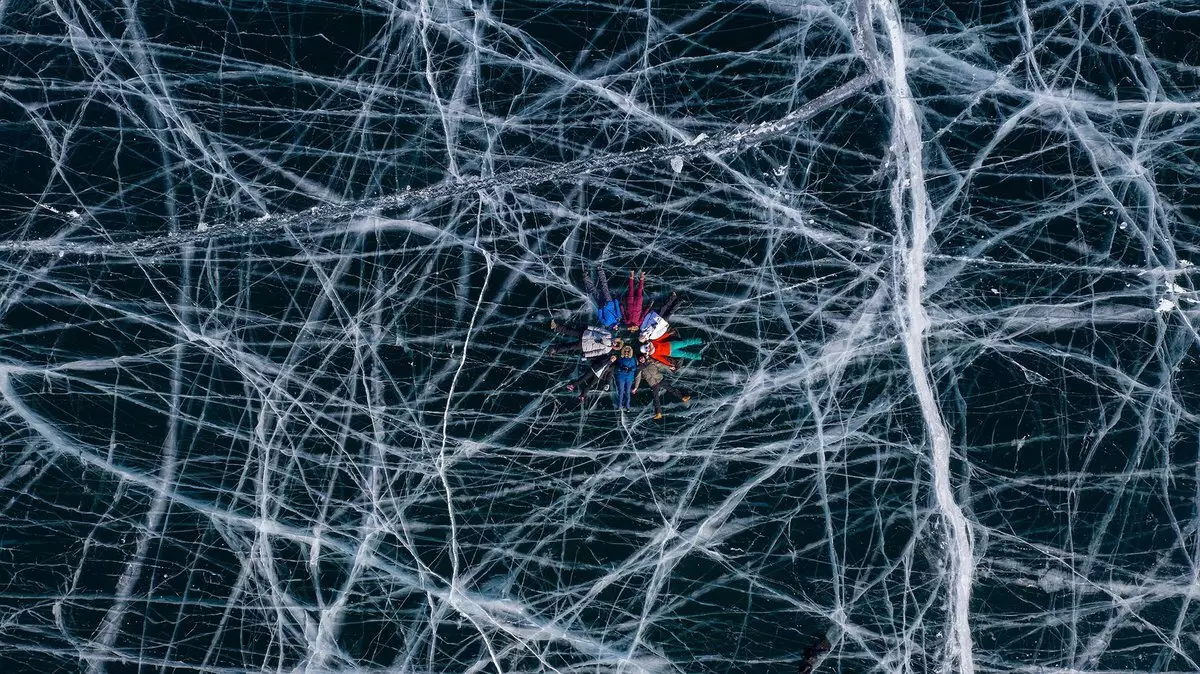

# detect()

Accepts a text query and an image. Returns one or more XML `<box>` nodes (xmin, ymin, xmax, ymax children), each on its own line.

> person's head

<box><xmin>613</xmin><ymin>338</ymin><xmax>624</xmax><ymax>351</ymax></box>
<box><xmin>609</xmin><ymin>323</ymin><xmax>619</xmax><ymax>332</ymax></box>
<box><xmin>638</xmin><ymin>355</ymin><xmax>648</xmax><ymax>365</ymax></box>
<box><xmin>639</xmin><ymin>344</ymin><xmax>650</xmax><ymax>355</ymax></box>
<box><xmin>629</xmin><ymin>325</ymin><xmax>640</xmax><ymax>334</ymax></box>
<box><xmin>638</xmin><ymin>333</ymin><xmax>648</xmax><ymax>343</ymax></box>
<box><xmin>621</xmin><ymin>346</ymin><xmax>634</xmax><ymax>359</ymax></box>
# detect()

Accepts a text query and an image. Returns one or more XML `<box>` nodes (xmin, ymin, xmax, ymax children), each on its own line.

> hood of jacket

<box><xmin>597</xmin><ymin>299</ymin><xmax>622</xmax><ymax>329</ymax></box>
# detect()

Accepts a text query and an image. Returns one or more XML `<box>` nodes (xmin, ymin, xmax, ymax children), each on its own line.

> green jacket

<box><xmin>634</xmin><ymin>360</ymin><xmax>671</xmax><ymax>389</ymax></box>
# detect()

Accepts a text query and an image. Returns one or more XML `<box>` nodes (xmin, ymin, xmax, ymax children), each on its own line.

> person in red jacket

<box><xmin>640</xmin><ymin>336</ymin><xmax>702</xmax><ymax>367</ymax></box>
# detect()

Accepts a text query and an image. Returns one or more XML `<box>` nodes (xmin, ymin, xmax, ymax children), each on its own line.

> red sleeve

<box><xmin>652</xmin><ymin>352</ymin><xmax>672</xmax><ymax>367</ymax></box>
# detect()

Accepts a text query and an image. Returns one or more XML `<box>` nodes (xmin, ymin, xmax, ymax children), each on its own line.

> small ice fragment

<box><xmin>58</xmin><ymin>250</ymin><xmax>65</xmax><ymax>258</ymax></box>
<box><xmin>67</xmin><ymin>209</ymin><xmax>80</xmax><ymax>218</ymax></box>
<box><xmin>1181</xmin><ymin>260</ymin><xmax>1194</xmax><ymax>268</ymax></box>
<box><xmin>1119</xmin><ymin>222</ymin><xmax>1127</xmax><ymax>230</ymax></box>
<box><xmin>1156</xmin><ymin>298</ymin><xmax>1176</xmax><ymax>313</ymax></box>
<box><xmin>670</xmin><ymin>156</ymin><xmax>684</xmax><ymax>173</ymax></box>
<box><xmin>990</xmin><ymin>288</ymin><xmax>999</xmax><ymax>295</ymax></box>
<box><xmin>773</xmin><ymin>165</ymin><xmax>787</xmax><ymax>177</ymax></box>
<box><xmin>197</xmin><ymin>222</ymin><xmax>209</xmax><ymax>232</ymax></box>
<box><xmin>689</xmin><ymin>133</ymin><xmax>708</xmax><ymax>145</ymax></box>
<box><xmin>1166</xmin><ymin>281</ymin><xmax>1187</xmax><ymax>294</ymax></box>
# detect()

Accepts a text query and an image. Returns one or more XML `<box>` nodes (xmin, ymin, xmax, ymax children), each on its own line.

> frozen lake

<box><xmin>1</xmin><ymin>1</ymin><xmax>1199</xmax><ymax>672</ymax></box>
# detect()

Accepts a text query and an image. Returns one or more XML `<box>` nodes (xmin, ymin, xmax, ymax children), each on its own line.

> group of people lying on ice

<box><xmin>548</xmin><ymin>267</ymin><xmax>702</xmax><ymax>418</ymax></box>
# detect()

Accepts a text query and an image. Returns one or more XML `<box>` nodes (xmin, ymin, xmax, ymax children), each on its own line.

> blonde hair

<box><xmin>621</xmin><ymin>345</ymin><xmax>634</xmax><ymax>358</ymax></box>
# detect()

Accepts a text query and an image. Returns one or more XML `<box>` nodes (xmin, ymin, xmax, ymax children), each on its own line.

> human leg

<box><xmin>552</xmin><ymin>322</ymin><xmax>586</xmax><ymax>339</ymax></box>
<box><xmin>659</xmin><ymin>383</ymin><xmax>685</xmax><ymax>402</ymax></box>
<box><xmin>660</xmin><ymin>292</ymin><xmax>683</xmax><ymax>320</ymax></box>
<box><xmin>566</xmin><ymin>369</ymin><xmax>593</xmax><ymax>392</ymax></box>
<box><xmin>650</xmin><ymin>384</ymin><xmax>664</xmax><ymax>416</ymax></box>
<box><xmin>597</xmin><ymin>267</ymin><xmax>613</xmax><ymax>306</ymax></box>
<box><xmin>550</xmin><ymin>341</ymin><xmax>583</xmax><ymax>355</ymax></box>
<box><xmin>626</xmin><ymin>271</ymin><xmax>635</xmax><ymax>316</ymax></box>
<box><xmin>583</xmin><ymin>268</ymin><xmax>601</xmax><ymax>305</ymax></box>
<box><xmin>633</xmin><ymin>273</ymin><xmax>644</xmax><ymax>316</ymax></box>
<box><xmin>670</xmin><ymin>340</ymin><xmax>702</xmax><ymax>361</ymax></box>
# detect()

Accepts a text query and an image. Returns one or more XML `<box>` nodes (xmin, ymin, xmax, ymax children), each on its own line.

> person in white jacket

<box><xmin>548</xmin><ymin>320</ymin><xmax>622</xmax><ymax>358</ymax></box>
<box><xmin>637</xmin><ymin>292</ymin><xmax>684</xmax><ymax>342</ymax></box>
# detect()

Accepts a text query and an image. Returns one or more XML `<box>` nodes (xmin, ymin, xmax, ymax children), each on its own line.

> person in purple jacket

<box><xmin>638</xmin><ymin>291</ymin><xmax>684</xmax><ymax>342</ymax></box>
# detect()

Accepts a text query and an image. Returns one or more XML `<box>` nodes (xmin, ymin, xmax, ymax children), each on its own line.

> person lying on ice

<box><xmin>583</xmin><ymin>266</ymin><xmax>622</xmax><ymax>331</ymax></box>
<box><xmin>613</xmin><ymin>345</ymin><xmax>638</xmax><ymax>412</ymax></box>
<box><xmin>638</xmin><ymin>291</ymin><xmax>684</xmax><ymax>342</ymax></box>
<box><xmin>640</xmin><ymin>335</ymin><xmax>702</xmax><ymax>367</ymax></box>
<box><xmin>548</xmin><ymin>320</ymin><xmax>623</xmax><ymax>359</ymax></box>
<box><xmin>564</xmin><ymin>354</ymin><xmax>613</xmax><ymax>402</ymax></box>
<box><xmin>631</xmin><ymin>356</ymin><xmax>690</xmax><ymax>419</ymax></box>
<box><xmin>623</xmin><ymin>270</ymin><xmax>648</xmax><ymax>334</ymax></box>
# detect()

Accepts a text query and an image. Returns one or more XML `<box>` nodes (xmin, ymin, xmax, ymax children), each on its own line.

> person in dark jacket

<box><xmin>613</xmin><ymin>345</ymin><xmax>638</xmax><ymax>411</ymax></box>
<box><xmin>632</xmin><ymin>356</ymin><xmax>690</xmax><ymax>419</ymax></box>
<box><xmin>565</xmin><ymin>354</ymin><xmax>614</xmax><ymax>401</ymax></box>
<box><xmin>583</xmin><ymin>266</ymin><xmax>622</xmax><ymax>331</ymax></box>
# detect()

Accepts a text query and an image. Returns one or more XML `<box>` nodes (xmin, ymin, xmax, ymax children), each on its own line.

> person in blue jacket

<box><xmin>613</xmin><ymin>345</ymin><xmax>638</xmax><ymax>412</ymax></box>
<box><xmin>583</xmin><ymin>266</ymin><xmax>622</xmax><ymax>331</ymax></box>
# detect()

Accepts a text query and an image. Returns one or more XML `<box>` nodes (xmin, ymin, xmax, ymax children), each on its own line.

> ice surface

<box><xmin>1</xmin><ymin>1</ymin><xmax>1200</xmax><ymax>673</ymax></box>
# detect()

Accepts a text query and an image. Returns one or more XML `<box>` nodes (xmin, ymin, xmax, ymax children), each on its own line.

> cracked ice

<box><xmin>1</xmin><ymin>1</ymin><xmax>1200</xmax><ymax>673</ymax></box>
